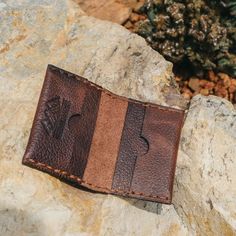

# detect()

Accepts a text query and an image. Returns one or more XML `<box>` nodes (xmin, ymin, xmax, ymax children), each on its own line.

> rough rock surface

<box><xmin>0</xmin><ymin>0</ymin><xmax>187</xmax><ymax>235</ymax></box>
<box><xmin>175</xmin><ymin>95</ymin><xmax>236</xmax><ymax>235</ymax></box>
<box><xmin>76</xmin><ymin>0</ymin><xmax>131</xmax><ymax>24</ymax></box>
<box><xmin>1</xmin><ymin>0</ymin><xmax>236</xmax><ymax>235</ymax></box>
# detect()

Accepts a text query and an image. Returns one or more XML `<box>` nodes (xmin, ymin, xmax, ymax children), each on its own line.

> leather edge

<box><xmin>22</xmin><ymin>157</ymin><xmax>172</xmax><ymax>204</ymax></box>
<box><xmin>167</xmin><ymin>110</ymin><xmax>185</xmax><ymax>203</ymax></box>
<box><xmin>22</xmin><ymin>65</ymin><xmax>52</xmax><ymax>165</ymax></box>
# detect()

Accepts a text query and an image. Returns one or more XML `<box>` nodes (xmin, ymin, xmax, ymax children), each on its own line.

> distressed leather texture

<box><xmin>22</xmin><ymin>65</ymin><xmax>185</xmax><ymax>204</ymax></box>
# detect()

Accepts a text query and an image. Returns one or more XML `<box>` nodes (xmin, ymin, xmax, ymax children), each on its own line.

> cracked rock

<box><xmin>175</xmin><ymin>95</ymin><xmax>236</xmax><ymax>235</ymax></box>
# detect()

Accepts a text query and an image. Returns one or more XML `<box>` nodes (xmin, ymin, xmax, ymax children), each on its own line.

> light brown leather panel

<box><xmin>83</xmin><ymin>92</ymin><xmax>128</xmax><ymax>189</ymax></box>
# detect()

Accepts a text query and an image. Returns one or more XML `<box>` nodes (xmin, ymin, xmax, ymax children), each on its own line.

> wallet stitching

<box><xmin>51</xmin><ymin>65</ymin><xmax>184</xmax><ymax>114</ymax></box>
<box><xmin>26</xmin><ymin>158</ymin><xmax>168</xmax><ymax>200</ymax></box>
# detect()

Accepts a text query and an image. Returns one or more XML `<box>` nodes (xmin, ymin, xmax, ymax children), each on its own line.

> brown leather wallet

<box><xmin>22</xmin><ymin>65</ymin><xmax>185</xmax><ymax>204</ymax></box>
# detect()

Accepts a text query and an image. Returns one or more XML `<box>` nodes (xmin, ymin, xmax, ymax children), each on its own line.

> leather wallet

<box><xmin>22</xmin><ymin>65</ymin><xmax>185</xmax><ymax>204</ymax></box>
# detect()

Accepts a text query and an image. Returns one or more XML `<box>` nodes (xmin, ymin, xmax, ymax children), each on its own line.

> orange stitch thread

<box><xmin>26</xmin><ymin>158</ymin><xmax>167</xmax><ymax>200</ymax></box>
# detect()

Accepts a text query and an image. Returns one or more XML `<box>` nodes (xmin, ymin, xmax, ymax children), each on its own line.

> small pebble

<box><xmin>130</xmin><ymin>13</ymin><xmax>140</xmax><ymax>23</ymax></box>
<box><xmin>199</xmin><ymin>79</ymin><xmax>208</xmax><ymax>87</ymax></box>
<box><xmin>229</xmin><ymin>84</ymin><xmax>236</xmax><ymax>93</ymax></box>
<box><xmin>124</xmin><ymin>20</ymin><xmax>133</xmax><ymax>29</ymax></box>
<box><xmin>208</xmin><ymin>71</ymin><xmax>218</xmax><ymax>82</ymax></box>
<box><xmin>188</xmin><ymin>78</ymin><xmax>200</xmax><ymax>92</ymax></box>
<box><xmin>218</xmin><ymin>72</ymin><xmax>230</xmax><ymax>81</ymax></box>
<box><xmin>200</xmin><ymin>88</ymin><xmax>209</xmax><ymax>96</ymax></box>
<box><xmin>205</xmin><ymin>81</ymin><xmax>215</xmax><ymax>90</ymax></box>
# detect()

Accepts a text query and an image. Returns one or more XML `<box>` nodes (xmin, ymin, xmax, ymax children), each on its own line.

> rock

<box><xmin>176</xmin><ymin>72</ymin><xmax>236</xmax><ymax>105</ymax></box>
<box><xmin>1</xmin><ymin>1</ymin><xmax>236</xmax><ymax>235</ymax></box>
<box><xmin>204</xmin><ymin>81</ymin><xmax>215</xmax><ymax>91</ymax></box>
<box><xmin>76</xmin><ymin>0</ymin><xmax>131</xmax><ymax>24</ymax></box>
<box><xmin>218</xmin><ymin>72</ymin><xmax>230</xmax><ymax>81</ymax></box>
<box><xmin>215</xmin><ymin>86</ymin><xmax>229</xmax><ymax>99</ymax></box>
<box><xmin>199</xmin><ymin>79</ymin><xmax>209</xmax><ymax>87</ymax></box>
<box><xmin>230</xmin><ymin>80</ymin><xmax>236</xmax><ymax>93</ymax></box>
<box><xmin>175</xmin><ymin>95</ymin><xmax>236</xmax><ymax>235</ymax></box>
<box><xmin>181</xmin><ymin>87</ymin><xmax>193</xmax><ymax>100</ymax></box>
<box><xmin>133</xmin><ymin>1</ymin><xmax>146</xmax><ymax>12</ymax></box>
<box><xmin>124</xmin><ymin>20</ymin><xmax>133</xmax><ymax>30</ymax></box>
<box><xmin>208</xmin><ymin>70</ymin><xmax>218</xmax><ymax>82</ymax></box>
<box><xmin>188</xmin><ymin>78</ymin><xmax>200</xmax><ymax>92</ymax></box>
<box><xmin>0</xmin><ymin>0</ymin><xmax>187</xmax><ymax>235</ymax></box>
<box><xmin>130</xmin><ymin>12</ymin><xmax>140</xmax><ymax>22</ymax></box>
<box><xmin>231</xmin><ymin>79</ymin><xmax>236</xmax><ymax>87</ymax></box>
<box><xmin>229</xmin><ymin>84</ymin><xmax>236</xmax><ymax>94</ymax></box>
<box><xmin>200</xmin><ymin>88</ymin><xmax>209</xmax><ymax>96</ymax></box>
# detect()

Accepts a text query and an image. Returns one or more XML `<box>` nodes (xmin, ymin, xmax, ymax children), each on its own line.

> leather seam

<box><xmin>25</xmin><ymin>158</ymin><xmax>168</xmax><ymax>200</ymax></box>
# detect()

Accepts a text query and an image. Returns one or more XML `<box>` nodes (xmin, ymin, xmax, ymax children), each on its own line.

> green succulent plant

<box><xmin>136</xmin><ymin>0</ymin><xmax>236</xmax><ymax>77</ymax></box>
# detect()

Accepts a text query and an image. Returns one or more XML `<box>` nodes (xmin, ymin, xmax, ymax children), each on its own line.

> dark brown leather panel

<box><xmin>111</xmin><ymin>102</ymin><xmax>148</xmax><ymax>192</ymax></box>
<box><xmin>23</xmin><ymin>64</ymin><xmax>185</xmax><ymax>204</ymax></box>
<box><xmin>23</xmin><ymin>65</ymin><xmax>101</xmax><ymax>178</ymax></box>
<box><xmin>130</xmin><ymin>106</ymin><xmax>185</xmax><ymax>203</ymax></box>
<box><xmin>69</xmin><ymin>86</ymin><xmax>101</xmax><ymax>178</ymax></box>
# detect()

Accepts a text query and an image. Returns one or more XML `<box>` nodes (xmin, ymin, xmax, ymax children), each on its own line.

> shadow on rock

<box><xmin>60</xmin><ymin>177</ymin><xmax>164</xmax><ymax>214</ymax></box>
<box><xmin>118</xmin><ymin>196</ymin><xmax>163</xmax><ymax>214</ymax></box>
<box><xmin>0</xmin><ymin>204</ymin><xmax>45</xmax><ymax>236</ymax></box>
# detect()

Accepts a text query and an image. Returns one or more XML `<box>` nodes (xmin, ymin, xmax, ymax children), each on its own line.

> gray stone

<box><xmin>1</xmin><ymin>0</ymin><xmax>235</xmax><ymax>235</ymax></box>
<box><xmin>175</xmin><ymin>95</ymin><xmax>236</xmax><ymax>235</ymax></box>
<box><xmin>0</xmin><ymin>0</ymin><xmax>187</xmax><ymax>235</ymax></box>
<box><xmin>76</xmin><ymin>0</ymin><xmax>131</xmax><ymax>24</ymax></box>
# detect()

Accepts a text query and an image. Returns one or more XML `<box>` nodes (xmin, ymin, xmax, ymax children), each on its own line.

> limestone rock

<box><xmin>2</xmin><ymin>0</ymin><xmax>235</xmax><ymax>235</ymax></box>
<box><xmin>175</xmin><ymin>95</ymin><xmax>236</xmax><ymax>235</ymax></box>
<box><xmin>76</xmin><ymin>0</ymin><xmax>131</xmax><ymax>24</ymax></box>
<box><xmin>188</xmin><ymin>78</ymin><xmax>200</xmax><ymax>92</ymax></box>
<box><xmin>0</xmin><ymin>0</ymin><xmax>187</xmax><ymax>235</ymax></box>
